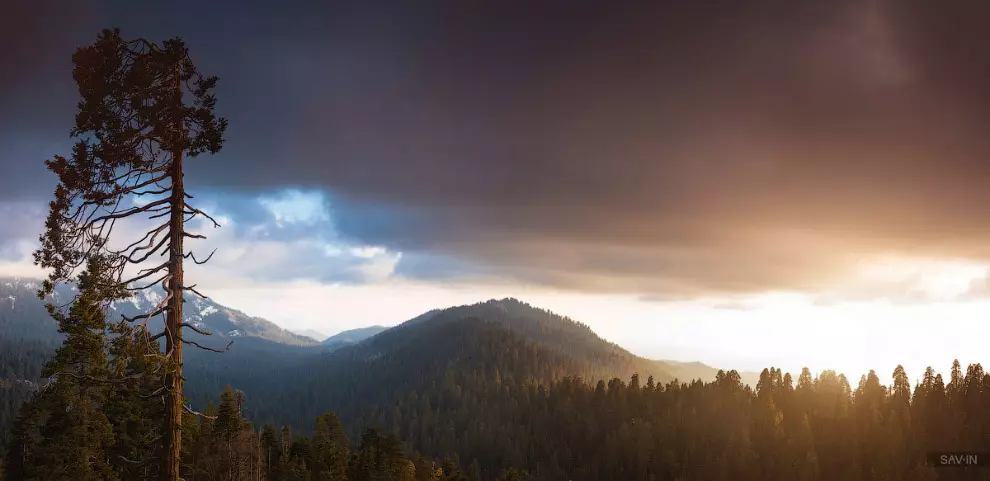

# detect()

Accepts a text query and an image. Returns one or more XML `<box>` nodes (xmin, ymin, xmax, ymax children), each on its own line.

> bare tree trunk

<box><xmin>163</xmin><ymin>60</ymin><xmax>186</xmax><ymax>481</ymax></box>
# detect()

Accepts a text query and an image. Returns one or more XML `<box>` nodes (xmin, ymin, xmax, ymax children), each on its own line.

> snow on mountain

<box><xmin>110</xmin><ymin>286</ymin><xmax>317</xmax><ymax>346</ymax></box>
<box><xmin>0</xmin><ymin>277</ymin><xmax>317</xmax><ymax>347</ymax></box>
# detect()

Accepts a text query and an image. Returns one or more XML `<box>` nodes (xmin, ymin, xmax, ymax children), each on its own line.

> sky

<box><xmin>3</xmin><ymin>0</ymin><xmax>990</xmax><ymax>383</ymax></box>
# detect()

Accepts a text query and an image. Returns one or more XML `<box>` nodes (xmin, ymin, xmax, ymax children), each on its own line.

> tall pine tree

<box><xmin>33</xmin><ymin>27</ymin><xmax>227</xmax><ymax>481</ymax></box>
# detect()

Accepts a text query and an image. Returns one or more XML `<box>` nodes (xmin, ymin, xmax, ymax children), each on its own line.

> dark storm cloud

<box><xmin>392</xmin><ymin>252</ymin><xmax>490</xmax><ymax>283</ymax></box>
<box><xmin>6</xmin><ymin>1</ymin><xmax>990</xmax><ymax>297</ymax></box>
<box><xmin>0</xmin><ymin>1</ymin><xmax>100</xmax><ymax>200</ymax></box>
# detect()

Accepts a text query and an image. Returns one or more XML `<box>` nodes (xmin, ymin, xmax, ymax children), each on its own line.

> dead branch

<box><xmin>124</xmin><ymin>261</ymin><xmax>169</xmax><ymax>283</ymax></box>
<box><xmin>89</xmin><ymin>197</ymin><xmax>171</xmax><ymax>224</ymax></box>
<box><xmin>122</xmin><ymin>272</ymin><xmax>169</xmax><ymax>292</ymax></box>
<box><xmin>184</xmin><ymin>202</ymin><xmax>221</xmax><ymax>228</ymax></box>
<box><xmin>181</xmin><ymin>338</ymin><xmax>233</xmax><ymax>353</ymax></box>
<box><xmin>138</xmin><ymin>386</ymin><xmax>168</xmax><ymax>399</ymax></box>
<box><xmin>184</xmin><ymin>248</ymin><xmax>216</xmax><ymax>265</ymax></box>
<box><xmin>183</xmin><ymin>403</ymin><xmax>217</xmax><ymax>420</ymax></box>
<box><xmin>185</xmin><ymin>285</ymin><xmax>208</xmax><ymax>299</ymax></box>
<box><xmin>121</xmin><ymin>305</ymin><xmax>167</xmax><ymax>323</ymax></box>
<box><xmin>52</xmin><ymin>370</ymin><xmax>145</xmax><ymax>385</ymax></box>
<box><xmin>120</xmin><ymin>221</ymin><xmax>170</xmax><ymax>256</ymax></box>
<box><xmin>179</xmin><ymin>321</ymin><xmax>213</xmax><ymax>336</ymax></box>
<box><xmin>127</xmin><ymin>233</ymin><xmax>171</xmax><ymax>263</ymax></box>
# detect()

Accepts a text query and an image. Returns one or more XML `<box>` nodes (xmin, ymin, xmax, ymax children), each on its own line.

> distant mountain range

<box><xmin>288</xmin><ymin>326</ymin><xmax>389</xmax><ymax>344</ymax></box>
<box><xmin>199</xmin><ymin>297</ymin><xmax>762</xmax><ymax>434</ymax></box>
<box><xmin>1</xmin><ymin>277</ymin><xmax>759</xmax><ymax>391</ymax></box>
<box><xmin>1</xmin><ymin>277</ymin><xmax>761</xmax><ymax>455</ymax></box>
<box><xmin>0</xmin><ymin>277</ymin><xmax>317</xmax><ymax>346</ymax></box>
<box><xmin>321</xmin><ymin>325</ymin><xmax>388</xmax><ymax>346</ymax></box>
<box><xmin>290</xmin><ymin>328</ymin><xmax>330</xmax><ymax>342</ymax></box>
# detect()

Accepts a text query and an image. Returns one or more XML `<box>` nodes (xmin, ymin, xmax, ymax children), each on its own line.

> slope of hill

<box><xmin>231</xmin><ymin>300</ymin><xmax>767</xmax><ymax>477</ymax></box>
<box><xmin>345</xmin><ymin>298</ymin><xmax>676</xmax><ymax>382</ymax></box>
<box><xmin>238</xmin><ymin>298</ymin><xmax>682</xmax><ymax>431</ymax></box>
<box><xmin>0</xmin><ymin>279</ymin><xmax>63</xmax><ymax>343</ymax></box>
<box><xmin>321</xmin><ymin>325</ymin><xmax>388</xmax><ymax>346</ymax></box>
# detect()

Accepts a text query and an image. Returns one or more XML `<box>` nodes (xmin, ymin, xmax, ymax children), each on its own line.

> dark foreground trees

<box><xmin>6</xmin><ymin>376</ymin><xmax>474</xmax><ymax>481</ymax></box>
<box><xmin>3</xmin><ymin>256</ymin><xmax>163</xmax><ymax>480</ymax></box>
<box><xmin>32</xmin><ymin>28</ymin><xmax>226</xmax><ymax>480</ymax></box>
<box><xmin>9</xmin><ymin>353</ymin><xmax>990</xmax><ymax>480</ymax></box>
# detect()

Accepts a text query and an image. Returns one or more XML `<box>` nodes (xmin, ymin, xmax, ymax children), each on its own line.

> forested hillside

<box><xmin>5</xmin><ymin>294</ymin><xmax>990</xmax><ymax>479</ymax></box>
<box><xmin>0</xmin><ymin>337</ymin><xmax>54</xmax><ymax>451</ymax></box>
<box><xmin>8</xmin><ymin>338</ymin><xmax>990</xmax><ymax>480</ymax></box>
<box><xmin>1</xmin><ymin>292</ymin><xmax>757</xmax><ymax>437</ymax></box>
<box><xmin>176</xmin><ymin>298</ymin><xmax>747</xmax><ymax>433</ymax></box>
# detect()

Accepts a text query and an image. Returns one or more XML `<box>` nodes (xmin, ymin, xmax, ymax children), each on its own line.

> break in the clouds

<box><xmin>0</xmin><ymin>188</ymin><xmax>400</xmax><ymax>288</ymax></box>
<box><xmin>5</xmin><ymin>1</ymin><xmax>990</xmax><ymax>300</ymax></box>
<box><xmin>191</xmin><ymin>190</ymin><xmax>401</xmax><ymax>285</ymax></box>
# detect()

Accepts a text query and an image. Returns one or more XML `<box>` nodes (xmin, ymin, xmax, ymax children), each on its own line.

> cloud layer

<box><xmin>5</xmin><ymin>1</ymin><xmax>990</xmax><ymax>299</ymax></box>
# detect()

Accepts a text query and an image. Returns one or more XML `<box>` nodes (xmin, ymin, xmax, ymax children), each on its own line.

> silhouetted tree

<box><xmin>32</xmin><ymin>27</ymin><xmax>226</xmax><ymax>481</ymax></box>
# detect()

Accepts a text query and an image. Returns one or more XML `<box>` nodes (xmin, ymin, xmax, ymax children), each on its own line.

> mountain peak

<box><xmin>487</xmin><ymin>297</ymin><xmax>530</xmax><ymax>308</ymax></box>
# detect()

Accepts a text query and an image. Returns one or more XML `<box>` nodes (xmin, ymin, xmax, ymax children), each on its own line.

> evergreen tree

<box><xmin>3</xmin><ymin>258</ymin><xmax>122</xmax><ymax>480</ymax></box>
<box><xmin>32</xmin><ymin>27</ymin><xmax>227</xmax><ymax>481</ymax></box>
<box><xmin>495</xmin><ymin>468</ymin><xmax>521</xmax><ymax>481</ymax></box>
<box><xmin>261</xmin><ymin>424</ymin><xmax>281</xmax><ymax>478</ymax></box>
<box><xmin>313</xmin><ymin>413</ymin><xmax>349</xmax><ymax>481</ymax></box>
<box><xmin>104</xmin><ymin>322</ymin><xmax>164</xmax><ymax>479</ymax></box>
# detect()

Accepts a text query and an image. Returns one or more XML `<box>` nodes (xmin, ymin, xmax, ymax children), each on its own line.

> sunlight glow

<box><xmin>855</xmin><ymin>257</ymin><xmax>986</xmax><ymax>299</ymax></box>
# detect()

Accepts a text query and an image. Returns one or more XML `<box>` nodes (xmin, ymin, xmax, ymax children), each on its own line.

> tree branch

<box><xmin>184</xmin><ymin>202</ymin><xmax>221</xmax><ymax>228</ymax></box>
<box><xmin>119</xmin><ymin>221</ymin><xmax>169</xmax><ymax>255</ymax></box>
<box><xmin>181</xmin><ymin>338</ymin><xmax>232</xmax><ymax>353</ymax></box>
<box><xmin>51</xmin><ymin>370</ymin><xmax>144</xmax><ymax>385</ymax></box>
<box><xmin>185</xmin><ymin>285</ymin><xmax>208</xmax><ymax>299</ymax></box>
<box><xmin>179</xmin><ymin>322</ymin><xmax>213</xmax><ymax>336</ymax></box>
<box><xmin>121</xmin><ymin>305</ymin><xmax>166</xmax><ymax>323</ymax></box>
<box><xmin>127</xmin><ymin>232</ymin><xmax>171</xmax><ymax>263</ymax></box>
<box><xmin>121</xmin><ymin>261</ymin><xmax>169</xmax><ymax>285</ymax></box>
<box><xmin>122</xmin><ymin>272</ymin><xmax>169</xmax><ymax>292</ymax></box>
<box><xmin>184</xmin><ymin>248</ymin><xmax>216</xmax><ymax>265</ymax></box>
<box><xmin>138</xmin><ymin>386</ymin><xmax>168</xmax><ymax>399</ymax></box>
<box><xmin>89</xmin><ymin>197</ymin><xmax>171</xmax><ymax>224</ymax></box>
<box><xmin>183</xmin><ymin>403</ymin><xmax>217</xmax><ymax>420</ymax></box>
